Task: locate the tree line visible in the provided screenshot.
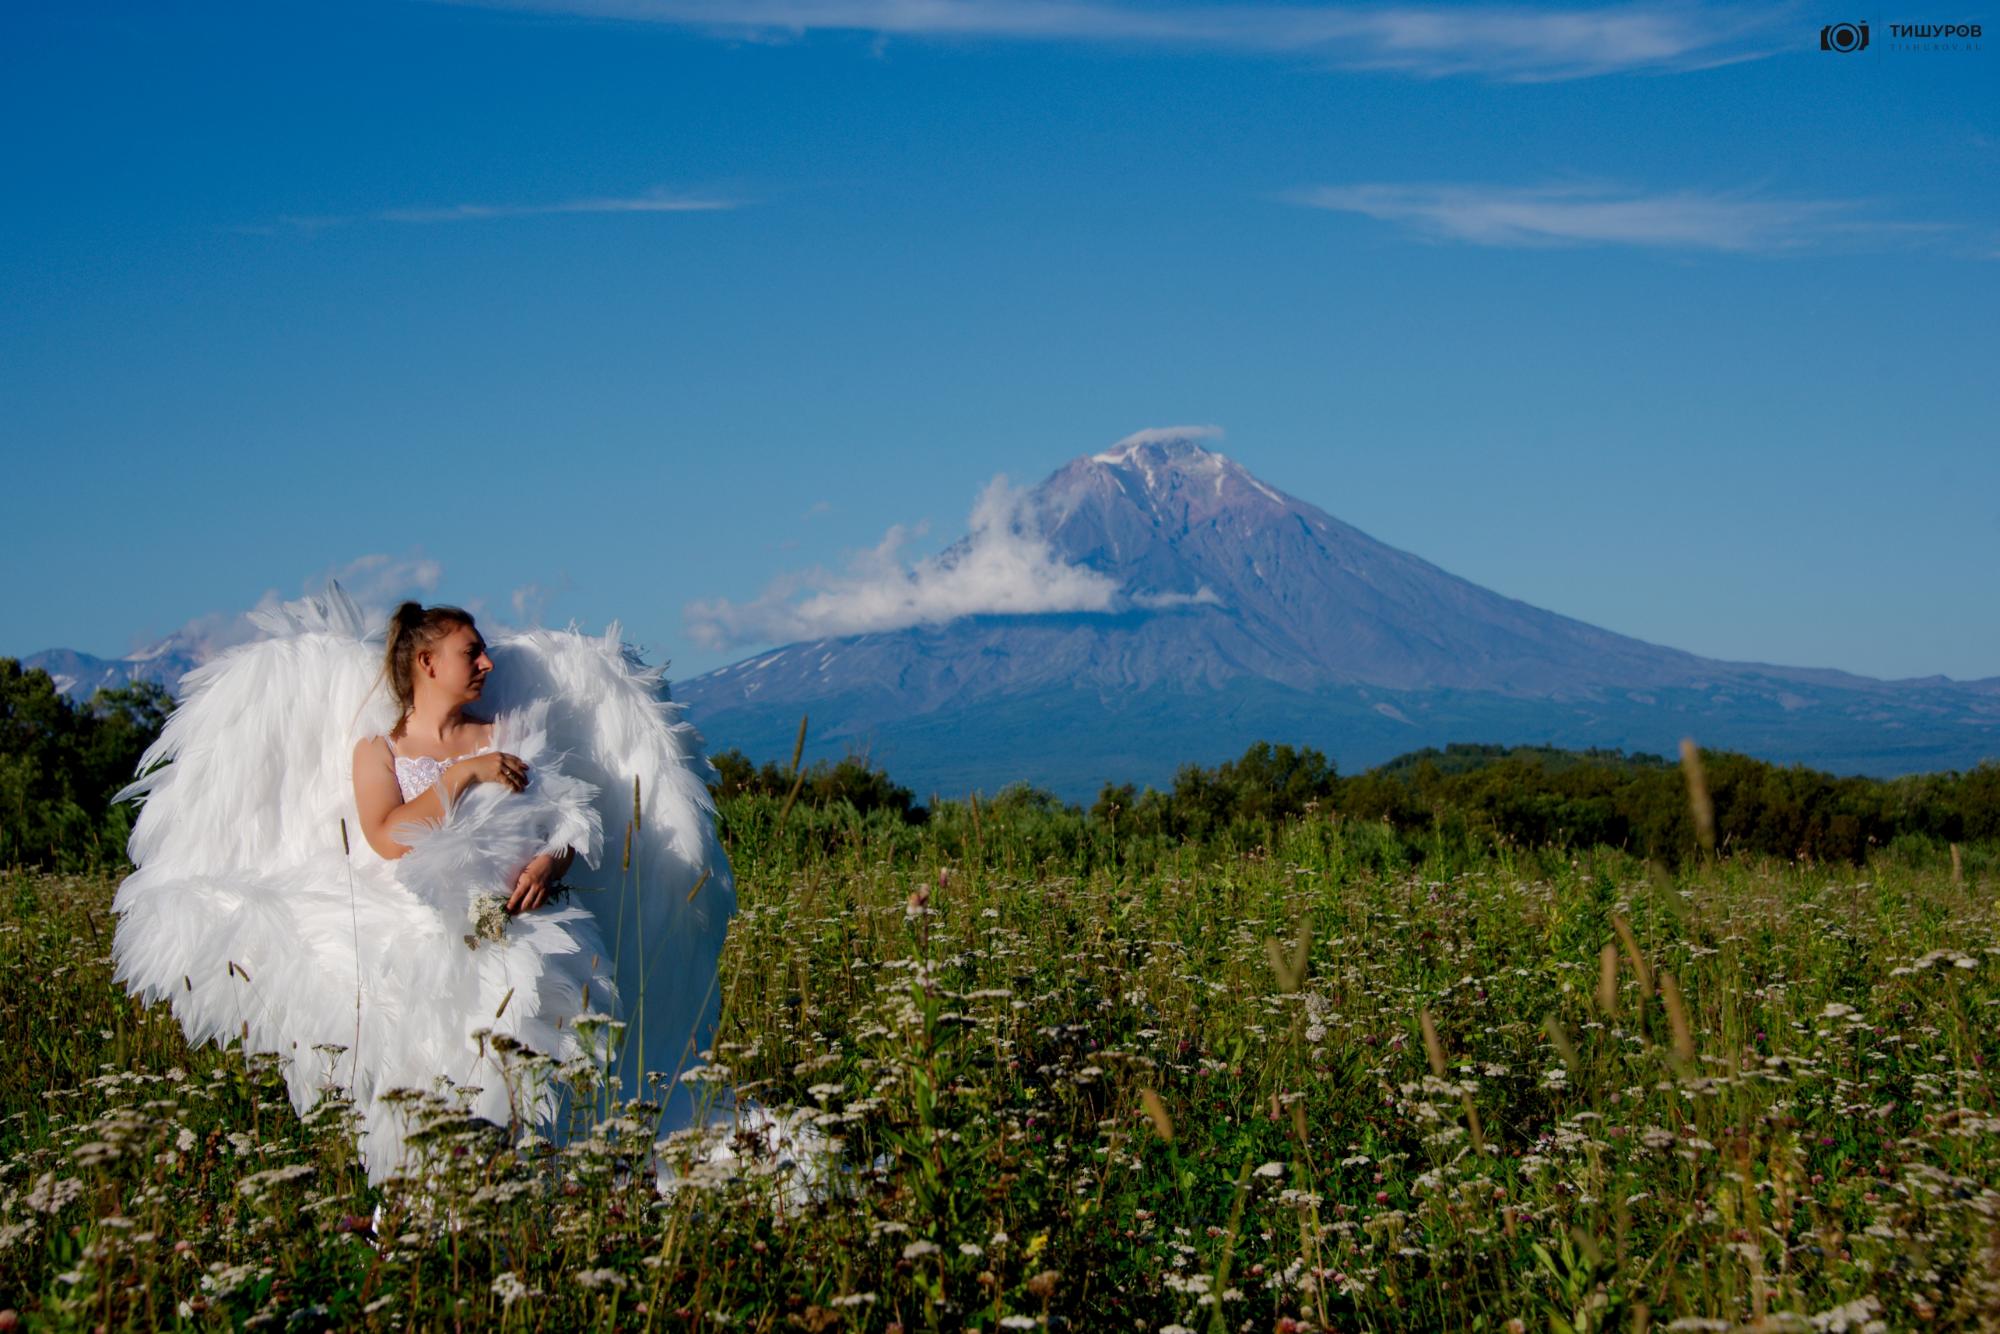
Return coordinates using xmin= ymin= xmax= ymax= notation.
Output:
xmin=712 ymin=734 xmax=2000 ymax=867
xmin=5 ymin=654 xmax=1997 ymax=872
xmin=0 ymin=659 xmax=172 ymax=871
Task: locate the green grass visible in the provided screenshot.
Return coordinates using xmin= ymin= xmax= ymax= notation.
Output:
xmin=4 ymin=802 xmax=1999 ymax=1331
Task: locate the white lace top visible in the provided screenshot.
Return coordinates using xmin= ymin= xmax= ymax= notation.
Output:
xmin=384 ymin=733 xmax=496 ymax=803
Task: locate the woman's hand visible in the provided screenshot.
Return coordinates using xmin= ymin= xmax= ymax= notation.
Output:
xmin=507 ymin=847 xmax=574 ymax=914
xmin=454 ymin=751 xmax=530 ymax=795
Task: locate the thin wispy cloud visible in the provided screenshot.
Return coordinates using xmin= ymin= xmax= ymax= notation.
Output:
xmin=684 ymin=476 xmax=1123 ymax=650
xmin=508 ymin=571 xmax=578 ymax=627
xmin=446 ymin=0 xmax=1793 ymax=82
xmin=377 ymin=192 xmax=737 ymax=223
xmin=136 ymin=552 xmax=447 ymax=660
xmin=1103 ymin=424 xmax=1226 ymax=451
xmin=1286 ymin=179 xmax=1962 ymax=253
xmin=240 ymin=189 xmax=739 ymax=234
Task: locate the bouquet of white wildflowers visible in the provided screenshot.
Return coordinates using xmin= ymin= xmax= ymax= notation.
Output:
xmin=465 ymin=893 xmax=510 ymax=949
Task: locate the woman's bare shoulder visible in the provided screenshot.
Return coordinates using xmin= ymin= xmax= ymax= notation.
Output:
xmin=353 ymin=734 xmax=395 ymax=758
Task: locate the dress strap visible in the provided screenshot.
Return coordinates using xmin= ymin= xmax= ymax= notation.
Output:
xmin=383 ymin=733 xmax=397 ymax=756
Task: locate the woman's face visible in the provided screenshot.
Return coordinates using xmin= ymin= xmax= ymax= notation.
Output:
xmin=417 ymin=622 xmax=493 ymax=704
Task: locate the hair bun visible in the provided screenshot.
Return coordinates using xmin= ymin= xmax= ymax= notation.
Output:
xmin=380 ymin=600 xmax=476 ymax=715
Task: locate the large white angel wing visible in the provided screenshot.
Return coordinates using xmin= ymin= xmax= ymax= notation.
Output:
xmin=478 ymin=631 xmax=838 ymax=1200
xmin=479 ymin=624 xmax=737 ymax=1140
xmin=110 ymin=583 xmax=403 ymax=1113
xmin=114 ymin=582 xmax=397 ymax=873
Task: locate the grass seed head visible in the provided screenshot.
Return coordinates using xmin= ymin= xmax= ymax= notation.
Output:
xmin=1419 ymin=1007 xmax=1448 ymax=1078
xmin=1139 ymin=1087 xmax=1174 ymax=1143
xmin=1543 ymin=1013 xmax=1580 ymax=1075
xmin=1612 ymin=914 xmax=1655 ymax=998
xmin=1265 ymin=920 xmax=1309 ymax=993
xmin=1680 ymin=737 xmax=1716 ymax=853
xmin=1659 ymin=969 xmax=1697 ymax=1066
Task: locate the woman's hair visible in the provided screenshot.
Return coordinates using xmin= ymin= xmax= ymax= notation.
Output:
xmin=383 ymin=601 xmax=476 ymax=728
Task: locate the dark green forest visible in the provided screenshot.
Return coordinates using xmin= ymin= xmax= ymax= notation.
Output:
xmin=6 ymin=655 xmax=1997 ymax=873
xmin=0 ymin=659 xmax=173 ymax=871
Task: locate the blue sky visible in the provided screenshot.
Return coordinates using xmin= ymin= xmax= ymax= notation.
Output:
xmin=3 ymin=1 xmax=1994 ymax=684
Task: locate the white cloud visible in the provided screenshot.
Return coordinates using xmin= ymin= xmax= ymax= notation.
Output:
xmin=1132 ymin=585 xmax=1224 ymax=609
xmin=511 ymin=582 xmax=550 ymax=625
xmin=1108 ymin=424 xmax=1225 ymax=449
xmin=447 ymin=0 xmax=1789 ymax=82
xmin=683 ymin=475 xmax=1124 ymax=650
xmin=314 ymin=553 xmax=447 ymax=609
xmin=132 ymin=552 xmax=448 ymax=660
xmin=1286 ymin=178 xmax=1961 ymax=253
xmin=128 ymin=605 xmax=256 ymax=661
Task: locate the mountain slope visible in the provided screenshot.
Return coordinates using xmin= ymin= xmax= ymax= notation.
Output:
xmin=18 ymin=642 xmax=204 ymax=702
xmin=675 ymin=434 xmax=1999 ymax=799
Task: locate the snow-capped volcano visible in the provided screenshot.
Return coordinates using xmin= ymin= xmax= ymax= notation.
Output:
xmin=674 ymin=431 xmax=1998 ymax=799
xmin=1017 ymin=430 xmax=1721 ymax=696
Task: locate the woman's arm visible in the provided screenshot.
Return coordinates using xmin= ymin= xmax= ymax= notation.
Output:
xmin=350 ymin=737 xmax=473 ymax=860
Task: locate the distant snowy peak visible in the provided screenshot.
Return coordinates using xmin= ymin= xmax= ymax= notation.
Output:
xmin=1089 ymin=428 xmax=1225 ymax=467
xmin=1031 ymin=438 xmax=1298 ymax=601
xmin=18 ymin=643 xmax=204 ymax=703
xmin=1088 ymin=434 xmax=1288 ymax=506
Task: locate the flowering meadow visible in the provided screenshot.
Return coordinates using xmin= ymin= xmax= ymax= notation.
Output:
xmin=4 ymin=799 xmax=1999 ymax=1331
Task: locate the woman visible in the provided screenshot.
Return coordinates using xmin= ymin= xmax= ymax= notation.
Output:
xmin=110 ymin=582 xmax=742 ymax=1191
xmin=353 ymin=602 xmax=575 ymax=915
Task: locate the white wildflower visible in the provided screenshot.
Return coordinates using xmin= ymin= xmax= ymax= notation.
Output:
xmin=469 ymin=893 xmax=509 ymax=944
xmin=24 ymin=1174 xmax=84 ymax=1214
xmin=1809 ymin=1295 xmax=1885 ymax=1333
xmin=491 ymin=1272 xmax=533 ymax=1305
